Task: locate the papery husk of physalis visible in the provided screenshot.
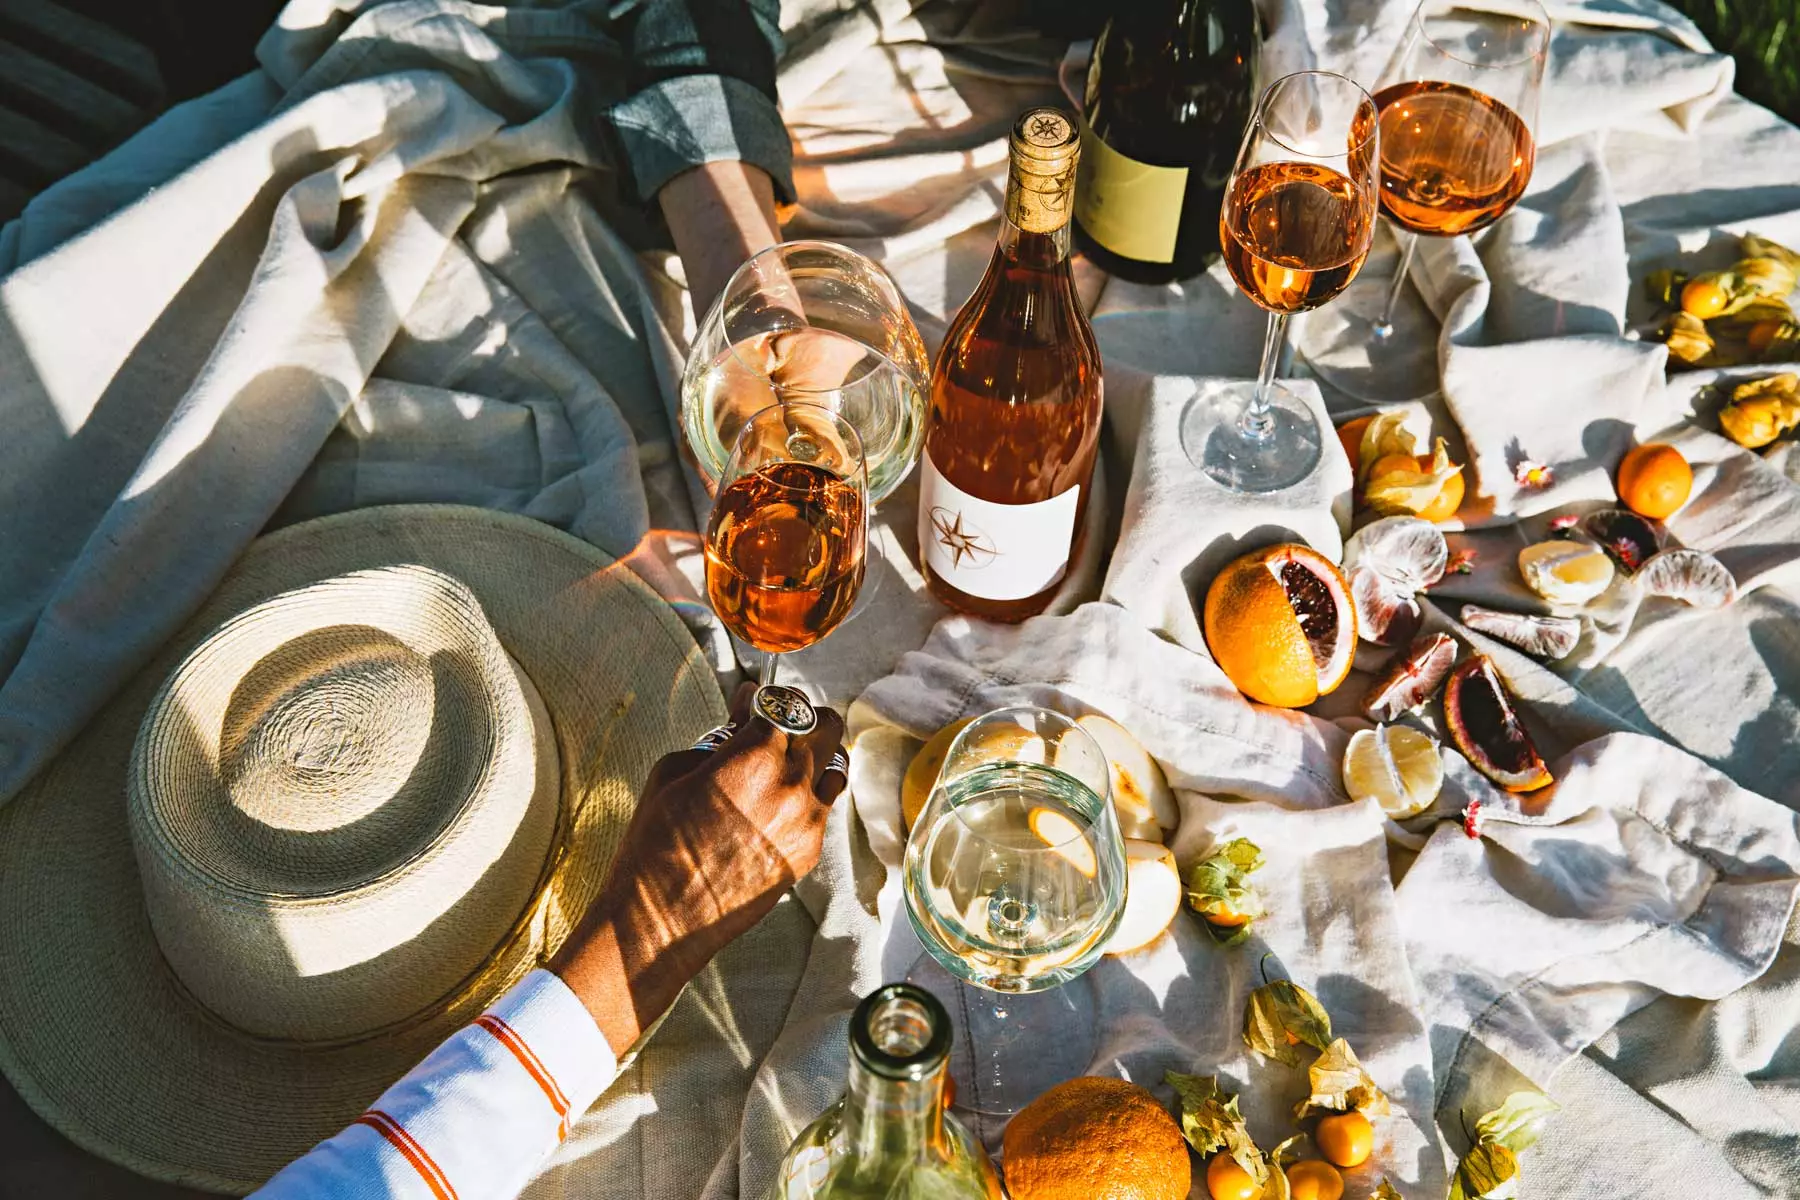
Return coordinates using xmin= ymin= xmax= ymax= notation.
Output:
xmin=1364 ymin=438 xmax=1462 ymax=518
xmin=1659 ymin=311 xmax=1715 ymax=366
xmin=1449 ymin=1139 xmax=1519 ymax=1200
xmin=1644 ymin=267 xmax=1688 ymax=307
xmin=1682 ymin=256 xmax=1798 ymax=319
xmin=1293 ymin=1037 xmax=1391 ymax=1121
xmin=1742 ymin=232 xmax=1800 ymax=271
xmin=1720 ymin=372 xmax=1800 ymax=448
xmin=1713 ymin=298 xmax=1800 ymax=362
xmin=1166 ymin=1072 xmax=1268 ymax=1184
xmin=1474 ymin=1091 xmax=1560 ymax=1153
xmin=1261 ymin=1135 xmax=1303 ymax=1200
xmin=1446 ymin=1091 xmax=1560 ymax=1200
xmin=1186 ymin=837 xmax=1265 ymax=946
xmin=1372 ymin=1182 xmax=1403 ymax=1200
xmin=1244 ymin=974 xmax=1334 ymax=1066
xmin=1356 ymin=410 xmax=1429 ymax=486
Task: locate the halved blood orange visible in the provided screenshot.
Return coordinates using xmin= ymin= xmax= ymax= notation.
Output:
xmin=1442 ymin=655 xmax=1552 ymax=792
xmin=1202 ymin=544 xmax=1357 ymax=709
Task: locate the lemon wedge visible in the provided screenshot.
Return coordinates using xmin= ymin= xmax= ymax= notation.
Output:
xmin=1342 ymin=725 xmax=1443 ymax=819
xmin=1518 ymin=540 xmax=1615 ymax=605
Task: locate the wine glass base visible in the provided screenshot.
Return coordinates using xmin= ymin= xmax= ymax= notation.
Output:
xmin=1180 ymin=382 xmax=1323 ymax=493
xmin=1292 ymin=234 xmax=1442 ymax=403
xmin=903 ymin=952 xmax=1098 ymax=1125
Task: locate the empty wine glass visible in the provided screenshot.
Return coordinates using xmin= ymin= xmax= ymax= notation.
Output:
xmin=903 ymin=707 xmax=1126 ymax=1119
xmin=1296 ymin=0 xmax=1549 ymax=401
xmin=681 ymin=240 xmax=929 ymax=505
xmin=1181 ymin=70 xmax=1380 ymax=492
xmin=703 ymin=403 xmax=868 ymax=689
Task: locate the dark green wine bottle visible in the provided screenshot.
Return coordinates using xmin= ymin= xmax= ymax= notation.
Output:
xmin=1074 ymin=0 xmax=1261 ymax=284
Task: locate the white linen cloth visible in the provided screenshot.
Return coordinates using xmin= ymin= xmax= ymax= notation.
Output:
xmin=2 ymin=0 xmax=1799 ymax=1197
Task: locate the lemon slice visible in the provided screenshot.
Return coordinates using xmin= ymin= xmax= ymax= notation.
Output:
xmin=1517 ymin=540 xmax=1615 ymax=605
xmin=1342 ymin=725 xmax=1443 ymax=819
xmin=1028 ymin=806 xmax=1098 ymax=878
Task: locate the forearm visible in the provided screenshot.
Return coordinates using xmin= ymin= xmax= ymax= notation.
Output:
xmin=658 ymin=160 xmax=782 ymax=319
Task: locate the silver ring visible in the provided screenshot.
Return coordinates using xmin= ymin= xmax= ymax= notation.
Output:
xmin=822 ymin=747 xmax=849 ymax=780
xmin=690 ymin=722 xmax=737 ymax=751
xmin=753 ymin=684 xmax=817 ymax=736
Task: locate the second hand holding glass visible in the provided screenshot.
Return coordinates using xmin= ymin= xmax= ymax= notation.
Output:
xmin=1181 ymin=70 xmax=1380 ymax=493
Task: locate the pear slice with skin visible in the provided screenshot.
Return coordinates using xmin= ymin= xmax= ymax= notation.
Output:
xmin=1076 ymin=714 xmax=1179 ymax=842
xmin=1104 ymin=839 xmax=1184 ymax=956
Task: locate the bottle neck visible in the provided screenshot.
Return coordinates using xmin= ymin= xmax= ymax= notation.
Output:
xmin=998 ymin=211 xmax=1072 ymax=270
xmin=840 ymin=1051 xmax=949 ymax=1162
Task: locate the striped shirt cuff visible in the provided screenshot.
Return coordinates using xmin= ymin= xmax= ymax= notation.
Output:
xmin=609 ymin=74 xmax=796 ymax=202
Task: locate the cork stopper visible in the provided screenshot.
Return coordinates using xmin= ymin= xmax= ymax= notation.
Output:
xmin=1005 ymin=107 xmax=1080 ymax=234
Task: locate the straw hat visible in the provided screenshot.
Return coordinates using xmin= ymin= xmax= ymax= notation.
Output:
xmin=0 ymin=506 xmax=725 ymax=1192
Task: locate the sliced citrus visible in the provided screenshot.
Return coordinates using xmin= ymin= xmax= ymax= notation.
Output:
xmin=1359 ymin=631 xmax=1458 ymax=724
xmin=1460 ymin=605 xmax=1581 ymax=660
xmin=1028 ymin=806 xmax=1097 ymax=878
xmin=1443 ymin=655 xmax=1553 ymax=793
xmin=1343 ymin=725 xmax=1443 ymax=819
xmin=1202 ymin=544 xmax=1357 ymax=709
xmin=1518 ymin=539 xmax=1615 ymax=605
xmin=1638 ymin=548 xmax=1737 ymax=608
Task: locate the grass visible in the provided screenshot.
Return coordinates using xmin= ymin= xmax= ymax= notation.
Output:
xmin=1666 ymin=0 xmax=1800 ymax=123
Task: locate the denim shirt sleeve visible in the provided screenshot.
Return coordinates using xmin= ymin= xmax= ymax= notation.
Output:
xmin=608 ymin=0 xmax=794 ymax=203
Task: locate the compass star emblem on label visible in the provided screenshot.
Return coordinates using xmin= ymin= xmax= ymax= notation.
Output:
xmin=929 ymin=507 xmax=998 ymax=570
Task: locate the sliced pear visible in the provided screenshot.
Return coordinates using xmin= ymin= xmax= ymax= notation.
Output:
xmin=1075 ymin=714 xmax=1179 ymax=840
xmin=1027 ymin=806 xmax=1098 ymax=878
xmin=1104 ymin=839 xmax=1183 ymax=956
xmin=900 ymin=717 xmax=975 ymax=833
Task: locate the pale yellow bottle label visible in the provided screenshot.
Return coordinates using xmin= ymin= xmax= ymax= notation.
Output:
xmin=1074 ymin=115 xmax=1189 ymax=264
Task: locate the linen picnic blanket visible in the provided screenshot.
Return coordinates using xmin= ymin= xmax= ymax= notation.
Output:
xmin=0 ymin=0 xmax=1797 ymax=1197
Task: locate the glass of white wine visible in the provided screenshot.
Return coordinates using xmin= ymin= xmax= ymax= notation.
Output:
xmin=902 ymin=707 xmax=1126 ymax=1120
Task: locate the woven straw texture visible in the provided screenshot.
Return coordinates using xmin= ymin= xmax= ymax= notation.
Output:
xmin=128 ymin=565 xmax=560 ymax=1043
xmin=0 ymin=506 xmax=724 ymax=1193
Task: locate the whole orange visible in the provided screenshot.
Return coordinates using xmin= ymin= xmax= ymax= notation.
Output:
xmin=1201 ymin=544 xmax=1356 ymax=709
xmin=1336 ymin=415 xmax=1374 ymax=474
xmin=1206 ymin=1153 xmax=1259 ymax=1200
xmin=1315 ymin=1111 xmax=1374 ymax=1168
xmin=1285 ymin=1159 xmax=1345 ymax=1200
xmin=1616 ymin=443 xmax=1692 ymax=519
xmin=1365 ymin=451 xmax=1464 ymax=522
xmin=1002 ymin=1077 xmax=1190 ymax=1200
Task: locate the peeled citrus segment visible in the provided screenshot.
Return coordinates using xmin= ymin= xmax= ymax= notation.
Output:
xmin=1518 ymin=539 xmax=1616 ymax=605
xmin=1103 ymin=839 xmax=1183 ymax=956
xmin=1202 ymin=544 xmax=1357 ymax=709
xmin=1343 ymin=725 xmax=1444 ymax=819
xmin=1461 ymin=605 xmax=1582 ymax=660
xmin=1076 ymin=714 xmax=1178 ymax=841
xmin=1343 ymin=517 xmax=1447 ymax=646
xmin=901 ymin=717 xmax=975 ymax=832
xmin=1443 ymin=655 xmax=1553 ymax=793
xmin=1028 ymin=806 xmax=1097 ymax=878
xmin=1638 ymin=548 xmax=1737 ymax=608
xmin=1360 ymin=631 xmax=1458 ymax=722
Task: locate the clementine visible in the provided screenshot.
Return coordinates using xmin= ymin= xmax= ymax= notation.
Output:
xmin=1336 ymin=415 xmax=1374 ymax=475
xmin=1616 ymin=443 xmax=1692 ymax=519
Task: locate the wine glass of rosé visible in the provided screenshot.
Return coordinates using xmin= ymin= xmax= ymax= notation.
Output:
xmin=1295 ymin=0 xmax=1549 ymax=401
xmin=704 ymin=403 xmax=868 ymax=689
xmin=1181 ymin=70 xmax=1380 ymax=493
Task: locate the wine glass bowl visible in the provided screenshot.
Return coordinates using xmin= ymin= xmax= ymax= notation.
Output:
xmin=703 ymin=404 xmax=867 ymax=671
xmin=902 ymin=706 xmax=1125 ymax=1116
xmin=681 ymin=240 xmax=929 ymax=506
xmin=1183 ymin=70 xmax=1380 ymax=492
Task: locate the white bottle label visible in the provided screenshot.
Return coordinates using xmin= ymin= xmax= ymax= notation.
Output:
xmin=917 ymin=453 xmax=1080 ymax=602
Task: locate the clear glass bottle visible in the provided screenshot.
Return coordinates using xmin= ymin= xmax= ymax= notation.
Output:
xmin=917 ymin=107 xmax=1104 ymax=623
xmin=763 ymin=984 xmax=1003 ymax=1200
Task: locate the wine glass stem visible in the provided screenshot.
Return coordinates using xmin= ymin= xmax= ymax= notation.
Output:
xmin=1240 ymin=311 xmax=1290 ymax=444
xmin=1374 ymin=228 xmax=1419 ymax=338
xmin=759 ymin=651 xmax=780 ymax=689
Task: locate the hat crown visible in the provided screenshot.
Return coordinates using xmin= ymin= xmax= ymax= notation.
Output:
xmin=129 ymin=565 xmax=558 ymax=1042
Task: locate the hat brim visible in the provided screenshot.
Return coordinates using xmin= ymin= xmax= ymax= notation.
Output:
xmin=0 ymin=506 xmax=725 ymax=1192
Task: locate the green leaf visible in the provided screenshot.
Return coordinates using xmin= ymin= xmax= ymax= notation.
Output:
xmin=1165 ymin=1072 xmax=1266 ymax=1183
xmin=1372 ymin=1179 xmax=1403 ymax=1200
xmin=1243 ymin=979 xmax=1334 ymax=1066
xmin=1449 ymin=1140 xmax=1519 ymax=1200
xmin=1473 ymin=1091 xmax=1559 ymax=1154
xmin=1186 ymin=838 xmax=1266 ymax=943
xmin=1293 ymin=1037 xmax=1390 ymax=1120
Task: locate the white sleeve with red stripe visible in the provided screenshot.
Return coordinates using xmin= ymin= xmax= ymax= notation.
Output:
xmin=253 ymin=969 xmax=618 ymax=1199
